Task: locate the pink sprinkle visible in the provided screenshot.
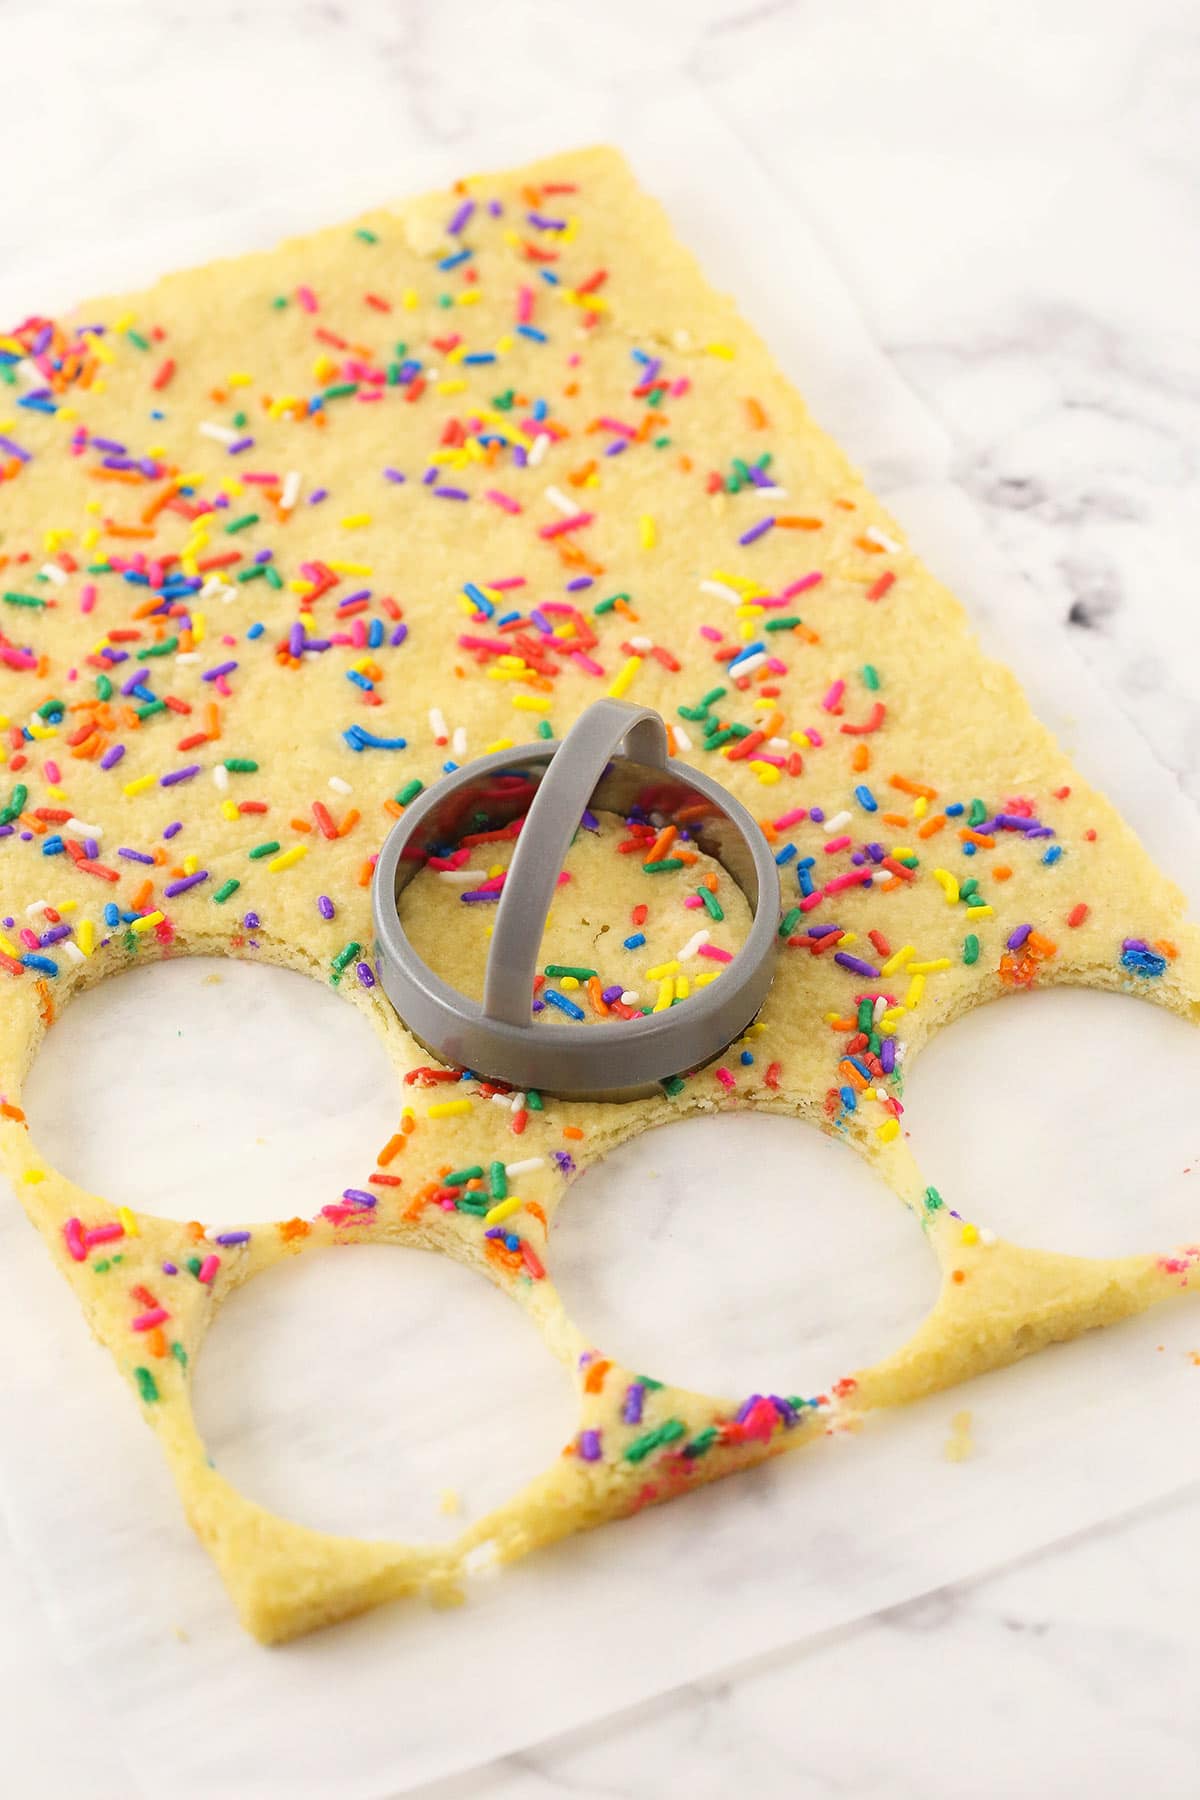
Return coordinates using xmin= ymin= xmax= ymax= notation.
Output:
xmin=131 ymin=1307 xmax=169 ymax=1332
xmin=538 ymin=511 xmax=593 ymax=540
xmin=80 ymin=583 xmax=97 ymax=614
xmin=670 ymin=377 xmax=690 ymax=397
xmin=43 ymin=760 xmax=60 ymax=783
xmin=773 ymin=808 xmax=807 ymax=829
xmin=82 ymin=1222 xmax=124 ymax=1247
xmin=351 ymin=617 xmax=367 ymax=648
xmin=489 ymin=576 xmax=526 ymax=591
xmin=296 ymin=285 xmax=317 ymax=313
xmin=215 ymin=675 xmax=232 ymax=698
xmin=715 ymin=1067 xmax=736 ymax=1091
xmin=539 ymin=601 xmax=577 ymax=615
xmin=698 ymin=944 xmax=734 ymax=964
xmin=485 ymin=490 xmax=521 ymax=514
xmin=781 ymin=573 xmax=823 ymax=599
xmin=824 ymin=869 xmax=874 ymax=895
xmin=63 ymin=1218 xmax=86 ymax=1262
xmin=516 ymin=286 xmax=535 ymax=324
xmin=766 ymin=657 xmax=787 ymax=675
xmin=800 ymin=891 xmax=825 ymax=913
xmin=683 ymin=895 xmax=704 ymax=910
xmin=805 ymin=728 xmax=824 ymax=748
xmin=824 ymin=834 xmax=852 ymax=854
xmin=197 ymin=1254 xmax=220 ymax=1285
xmin=570 ymin=651 xmax=604 ymax=677
xmin=822 ymin=680 xmax=845 ymax=713
xmin=699 ymin=625 xmax=723 ymax=642
xmin=754 ymin=752 xmax=786 ymax=768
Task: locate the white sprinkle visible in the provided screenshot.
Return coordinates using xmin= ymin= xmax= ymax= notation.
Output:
xmin=174 ymin=651 xmax=200 ymax=663
xmin=24 ymin=901 xmax=48 ymax=918
xmin=767 ymin=737 xmax=790 ymax=753
xmin=62 ymin=941 xmax=85 ymax=965
xmin=864 ymin=524 xmax=901 ymax=553
xmin=730 ymin=651 xmax=766 ymax=678
xmin=281 ymin=470 xmax=302 ymax=512
xmin=873 ymin=994 xmax=887 ymax=1024
xmin=509 ymin=1091 xmax=526 ymax=1113
xmin=823 ymin=810 xmax=852 ymax=833
xmin=15 ymin=359 xmax=42 ymax=387
xmin=438 ymin=867 xmax=486 ymax=883
xmin=528 ymin=433 xmax=550 ymax=468
xmin=212 ymin=764 xmax=229 ymax=792
xmin=620 ymin=990 xmax=640 ymax=1006
xmin=66 ymin=817 xmax=102 ymax=838
xmin=543 ymin=484 xmax=575 ymax=515
xmin=673 ymin=723 xmax=693 ymax=752
xmin=505 ymin=1157 xmax=546 ymax=1177
xmin=451 ymin=725 xmax=468 ymax=757
xmin=629 ymin=635 xmax=653 ymax=652
xmin=676 ymin=929 xmax=710 ymax=961
xmin=429 ymin=706 xmax=448 ymax=740
xmin=979 ymin=1228 xmax=997 ymax=1246
xmin=199 ymin=421 xmax=239 ymax=445
xmin=700 ymin=580 xmax=742 ymax=606
xmin=755 ymin=485 xmax=788 ymax=499
xmin=39 ymin=563 xmax=67 ymax=586
xmin=328 ymin=775 xmax=353 ymax=795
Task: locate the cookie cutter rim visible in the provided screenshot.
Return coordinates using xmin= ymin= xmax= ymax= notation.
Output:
xmin=372 ymin=699 xmax=780 ymax=1100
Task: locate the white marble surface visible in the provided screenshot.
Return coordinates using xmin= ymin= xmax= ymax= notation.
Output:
xmin=3 ymin=0 xmax=1200 ymax=1795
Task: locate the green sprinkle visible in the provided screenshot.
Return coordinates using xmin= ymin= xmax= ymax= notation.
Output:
xmin=134 ymin=1367 xmax=159 ymax=1403
xmin=224 ymin=512 xmax=259 ymax=535
xmin=271 ymin=296 xmax=288 ymax=309
xmin=526 ymin=1089 xmax=543 ymax=1112
xmin=862 ymin=664 xmax=880 ymax=690
xmin=642 ymin=858 xmax=685 ymax=873
xmin=171 ymin=1342 xmax=188 ymax=1368
xmin=963 ymin=933 xmax=980 ymax=965
xmin=0 ymin=782 xmax=29 ymax=825
xmin=265 ymin=563 xmax=283 ymax=589
xmin=960 ymin=878 xmax=980 ymax=902
xmin=492 ymin=389 xmax=515 ymax=411
xmin=96 ymin=673 xmax=113 ymax=701
xmin=445 ymin=1165 xmax=484 ymax=1188
xmin=924 ymin=1186 xmax=945 ymax=1213
xmin=237 ymin=564 xmax=267 ymax=583
xmin=457 ymin=1198 xmax=489 ymax=1217
xmin=323 ymin=382 xmax=359 ymax=401
xmin=779 ymin=906 xmax=801 ymax=938
xmin=968 ymin=798 xmax=987 ymax=828
xmin=698 ymin=886 xmax=725 ymax=921
xmin=135 ymin=698 xmax=166 ymax=720
xmin=594 ymin=592 xmax=629 ymax=615
xmin=639 ymin=1376 xmax=664 ymax=1391
xmin=544 ymin=964 xmax=596 ymax=980
xmin=536 ymin=718 xmax=554 ymax=739
xmin=93 ymin=1259 xmax=110 ymax=1273
xmin=395 ymin=778 xmax=424 ymax=806
xmin=661 ymin=1074 xmax=686 ymax=1098
xmin=684 ymin=1426 xmax=719 ymax=1458
xmin=224 ymin=757 xmax=258 ymax=773
xmin=186 ymin=1256 xmax=203 ymax=1278
xmin=331 ymin=941 xmax=361 ymax=973
xmin=3 ymin=590 xmax=46 ymax=608
xmin=247 ymin=840 xmax=280 ymax=860
xmin=126 ymin=329 xmax=151 ymax=351
xmin=232 ymin=411 xmax=247 ymax=430
xmin=703 ymin=727 xmax=736 ymax=750
xmin=355 ymin=227 xmax=379 ymax=243
xmin=489 ymin=1161 xmax=507 ymax=1201
xmin=212 ymin=878 xmax=240 ymax=904
xmin=136 ymin=636 xmax=177 ymax=659
xmin=624 ymin=1419 xmax=686 ymax=1464
xmin=765 ymin=615 xmax=802 ymax=631
xmin=700 ymin=686 xmax=727 ymax=709
xmin=857 ymin=998 xmax=874 ymax=1034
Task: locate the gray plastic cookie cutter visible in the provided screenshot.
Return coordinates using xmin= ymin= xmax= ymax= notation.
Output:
xmin=371 ymin=698 xmax=780 ymax=1100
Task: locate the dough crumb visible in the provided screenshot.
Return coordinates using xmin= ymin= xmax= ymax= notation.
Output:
xmin=439 ymin=1486 xmax=462 ymax=1515
xmin=944 ymin=1409 xmax=974 ymax=1462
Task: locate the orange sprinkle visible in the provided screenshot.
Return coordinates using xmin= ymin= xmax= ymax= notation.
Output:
xmin=563 ymin=1125 xmax=584 ymax=1140
xmin=917 ymin=815 xmax=946 ymax=839
xmin=648 ymin=824 xmax=677 ymax=863
xmin=959 ymin=828 xmax=995 ymax=849
xmin=0 ymin=1101 xmax=25 ymax=1122
xmin=131 ymin=878 xmax=154 ymax=911
xmin=583 ymin=1357 xmax=612 ymax=1394
xmin=774 ymin=515 xmax=823 ymax=530
xmin=377 ymin=1132 xmax=405 ymax=1166
xmin=1154 ymin=939 xmax=1179 ymax=959
xmin=356 ymin=859 xmax=373 ymax=887
xmin=744 ymin=396 xmax=768 ymax=430
xmin=889 ymin=774 xmax=938 ymax=800
xmin=289 ymin=817 xmax=313 ymax=833
xmin=336 ymin=807 xmax=361 ymax=837
xmin=279 ymin=1217 xmax=311 ymax=1242
xmin=993 ymin=864 xmax=1012 ymax=881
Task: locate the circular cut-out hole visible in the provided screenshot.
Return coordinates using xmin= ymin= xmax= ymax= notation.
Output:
xmin=904 ymin=987 xmax=1200 ymax=1257
xmin=194 ymin=1245 xmax=576 ymax=1540
xmin=23 ymin=958 xmax=399 ymax=1224
xmin=551 ymin=1113 xmax=938 ymax=1399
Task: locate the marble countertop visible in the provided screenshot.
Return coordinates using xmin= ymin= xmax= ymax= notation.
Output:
xmin=3 ymin=0 xmax=1199 ymax=1794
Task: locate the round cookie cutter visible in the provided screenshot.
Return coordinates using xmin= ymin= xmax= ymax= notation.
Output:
xmin=372 ymin=698 xmax=781 ymax=1100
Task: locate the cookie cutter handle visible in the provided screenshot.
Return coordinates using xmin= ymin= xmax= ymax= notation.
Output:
xmin=481 ymin=699 xmax=670 ymax=1029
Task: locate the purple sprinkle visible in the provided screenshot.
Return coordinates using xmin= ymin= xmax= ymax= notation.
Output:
xmin=581 ymin=807 xmax=600 ymax=831
xmin=566 ymin=576 xmax=593 ymax=591
xmin=0 ymin=435 xmax=32 ymax=462
xmin=738 ymin=516 xmax=775 ymax=547
xmin=307 ymin=488 xmax=328 ymax=504
xmin=578 ymin=1429 xmax=602 ymax=1462
xmin=163 ymin=821 xmax=182 ymax=840
xmin=288 ymin=622 xmax=304 ymax=657
xmin=214 ymin=1231 xmax=251 ymax=1247
xmin=422 ymin=466 xmax=438 ymax=486
xmin=317 ymin=895 xmax=335 ymax=920
xmin=622 ymin=1383 xmax=645 ymax=1425
xmin=1122 ymin=937 xmax=1149 ymax=952
xmin=834 ymin=952 xmax=880 ymax=979
xmin=552 ymin=1150 xmax=576 ymax=1176
xmin=1007 ymin=924 xmax=1033 ymax=951
xmin=202 ymin=660 xmax=237 ymax=682
xmin=163 ymin=871 xmax=208 ymax=898
xmin=447 ymin=198 xmax=475 ymax=235
xmin=227 ymin=436 xmax=254 ymax=454
xmin=160 ymin=764 xmax=200 ymax=787
xmin=162 ymin=1261 xmax=178 ymax=1276
xmin=355 ymin=961 xmax=375 ymax=988
xmin=809 ymin=806 xmax=825 ymax=824
xmin=383 ymin=467 xmax=406 ymax=483
xmin=118 ymin=847 xmax=156 ymax=864
xmin=253 ymin=549 xmax=273 ymax=565
xmin=100 ymin=744 xmax=125 ymax=771
xmin=83 ymin=837 xmax=99 ymax=860
xmin=339 ymin=589 xmax=371 ymax=606
xmin=390 ymin=622 xmax=408 ymax=647
xmin=604 ymin=438 xmax=628 ymax=457
xmin=120 ymin=667 xmax=146 ymax=696
xmin=807 ymin=922 xmax=840 ymax=938
xmin=601 ymin=984 xmax=623 ymax=1003
xmin=243 ymin=911 xmax=260 ymax=929
xmin=880 ymin=1037 xmax=896 ymax=1075
xmin=342 ymin=1189 xmax=377 ymax=1209
xmin=735 ymin=1393 xmax=763 ymax=1425
xmin=40 ymin=924 xmax=71 ymax=946
xmin=433 ymin=486 xmax=469 ymax=501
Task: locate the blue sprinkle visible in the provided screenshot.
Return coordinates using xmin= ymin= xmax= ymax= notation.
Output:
xmin=544 ymin=988 xmax=586 ymax=1021
xmin=1121 ymin=946 xmax=1167 ymax=979
xmin=775 ymin=843 xmax=797 ymax=866
xmin=517 ymin=325 xmax=547 ymax=343
xmin=623 ymin=932 xmax=646 ymax=950
xmin=839 ymin=1086 xmax=857 ymax=1112
xmin=247 ymin=622 xmax=265 ymax=639
xmin=1042 ymin=845 xmax=1063 ymax=865
xmin=854 ymin=784 xmax=877 ymax=813
xmin=946 ymin=802 xmax=965 ymax=817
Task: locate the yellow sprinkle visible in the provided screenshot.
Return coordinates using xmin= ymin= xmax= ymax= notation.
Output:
xmin=639 ymin=515 xmax=656 ymax=550
xmin=328 ymin=561 xmax=371 ymax=576
xmin=705 ymin=342 xmax=736 ymax=359
xmin=77 ymin=918 xmax=94 ymax=957
xmin=455 ymin=289 xmax=482 ymax=306
xmin=496 ymin=334 xmax=514 ymax=352
xmin=653 ymin=979 xmax=674 ymax=1014
xmin=82 ymin=527 xmax=100 ymax=548
xmin=485 ymin=1196 xmax=521 ymax=1225
xmin=966 ymin=904 xmax=994 ymax=918
xmin=487 ymin=863 xmax=504 ymax=879
xmin=876 ymin=1118 xmax=900 ymax=1143
xmin=267 ymin=845 xmax=308 ymax=873
xmin=880 ymin=943 xmax=915 ymax=977
xmin=904 ymin=973 xmax=926 ymax=1009
xmin=402 ymin=287 xmax=419 ymax=309
xmin=130 ymin=911 xmax=164 ymax=935
xmin=932 ymin=868 xmax=959 ymax=904
xmin=182 ymin=854 xmax=198 ymax=876
xmin=960 ymin=1223 xmax=980 ymax=1246
xmin=23 ymin=1169 xmax=46 ymax=1184
xmin=560 ymin=976 xmax=580 ymax=991
xmin=749 ymin=761 xmax=781 ymax=783
xmin=123 ymin=775 xmax=154 ymax=797
xmin=607 ymin=654 xmax=641 ymax=700
xmin=27 ymin=723 xmax=56 ymax=741
xmin=908 ymin=958 xmax=952 ymax=974
xmin=221 ymin=799 xmax=239 ymax=822
xmin=646 ymin=960 xmax=679 ymax=981
xmin=0 ymin=934 xmax=19 ymax=959
xmin=113 ymin=310 xmax=135 ymax=332
xmin=191 ymin=612 xmax=206 ymax=644
xmin=511 ymin=694 xmax=551 ymax=712
xmin=436 ymin=379 xmax=467 ymax=395
xmin=428 ymin=1099 xmax=472 ymax=1119
xmin=675 ymin=975 xmax=690 ymax=1000
xmin=482 ymin=738 xmax=515 ymax=754
xmin=913 ymin=795 xmax=928 ymax=819
xmin=340 ymin=512 xmax=371 ymax=529
xmin=118 ymin=1206 xmax=139 ymax=1238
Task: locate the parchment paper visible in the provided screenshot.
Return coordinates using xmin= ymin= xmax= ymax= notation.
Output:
xmin=1 ymin=83 xmax=1198 ymax=1800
